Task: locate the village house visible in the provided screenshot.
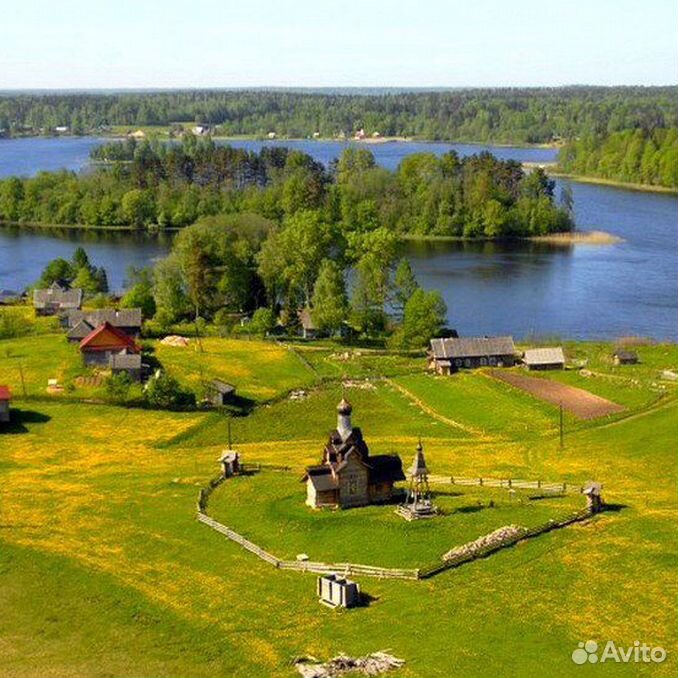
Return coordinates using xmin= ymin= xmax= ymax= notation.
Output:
xmin=79 ymin=321 xmax=141 ymax=370
xmin=0 ymin=385 xmax=11 ymax=424
xmin=523 ymin=347 xmax=566 ymax=370
xmin=298 ymin=307 xmax=321 ymax=339
xmin=65 ymin=309 xmax=142 ymax=341
xmin=33 ymin=282 xmax=82 ymax=316
xmin=613 ymin=350 xmax=639 ymax=365
xmin=428 ymin=336 xmax=516 ymax=374
xmin=303 ymin=398 xmax=405 ymax=509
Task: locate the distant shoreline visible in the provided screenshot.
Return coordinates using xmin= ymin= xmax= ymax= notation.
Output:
xmin=545 ymin=170 xmax=678 ymax=195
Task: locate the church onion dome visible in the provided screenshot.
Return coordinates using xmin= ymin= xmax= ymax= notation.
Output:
xmin=337 ymin=397 xmax=353 ymax=415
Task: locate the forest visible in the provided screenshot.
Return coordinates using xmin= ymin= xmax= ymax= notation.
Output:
xmin=0 ymin=137 xmax=573 ymax=238
xmin=1 ymin=86 xmax=676 ymax=144
xmin=557 ymin=127 xmax=678 ymax=188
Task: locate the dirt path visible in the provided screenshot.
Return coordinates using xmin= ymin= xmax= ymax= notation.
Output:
xmin=489 ymin=370 xmax=625 ymax=419
xmin=384 ymin=378 xmax=491 ymax=438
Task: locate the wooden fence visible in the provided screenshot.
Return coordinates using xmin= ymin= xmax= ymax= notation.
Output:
xmin=197 ymin=469 xmax=596 ymax=581
xmin=427 ymin=474 xmax=583 ymax=495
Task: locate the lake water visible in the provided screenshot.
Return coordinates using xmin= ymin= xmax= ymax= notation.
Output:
xmin=0 ymin=137 xmax=676 ymax=340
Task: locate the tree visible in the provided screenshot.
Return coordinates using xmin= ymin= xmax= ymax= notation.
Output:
xmin=389 ymin=288 xmax=448 ymax=349
xmin=153 ymin=255 xmax=189 ymax=327
xmin=122 ymin=189 xmax=155 ymax=227
xmin=72 ymin=246 xmax=90 ymax=271
xmin=106 ymin=371 xmax=133 ymax=402
xmin=144 ymin=372 xmax=195 ymax=410
xmin=310 ymin=260 xmax=348 ymax=333
xmin=121 ymin=267 xmax=156 ymax=318
xmin=257 ymin=210 xmax=335 ymax=309
xmin=391 ymin=259 xmax=419 ymax=320
xmin=37 ymin=257 xmax=74 ymax=287
xmin=248 ymin=307 xmax=276 ymax=336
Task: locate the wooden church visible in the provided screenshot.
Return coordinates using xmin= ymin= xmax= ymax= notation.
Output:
xmin=303 ymin=397 xmax=405 ymax=509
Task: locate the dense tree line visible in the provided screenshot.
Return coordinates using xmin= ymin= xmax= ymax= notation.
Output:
xmin=0 ymin=138 xmax=572 ymax=238
xmin=558 ymin=128 xmax=678 ymax=188
xmin=1 ymin=87 xmax=676 ymax=144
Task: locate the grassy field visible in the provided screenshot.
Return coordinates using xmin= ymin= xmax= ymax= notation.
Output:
xmin=0 ymin=340 xmax=676 ymax=677
xmin=208 ymin=474 xmax=582 ymax=568
xmin=154 ymin=337 xmax=317 ymax=402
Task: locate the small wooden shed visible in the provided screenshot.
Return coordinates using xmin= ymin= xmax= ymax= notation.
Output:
xmin=207 ymin=379 xmax=236 ymax=407
xmin=317 ymin=574 xmax=361 ymax=608
xmin=613 ymin=350 xmax=638 ymax=366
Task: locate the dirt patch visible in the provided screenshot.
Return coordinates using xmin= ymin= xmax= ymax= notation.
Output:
xmin=490 ymin=371 xmax=625 ymax=419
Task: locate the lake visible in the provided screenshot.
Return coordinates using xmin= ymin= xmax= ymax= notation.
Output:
xmin=0 ymin=137 xmax=676 ymax=340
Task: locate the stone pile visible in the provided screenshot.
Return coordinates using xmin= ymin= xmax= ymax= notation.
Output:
xmin=295 ymin=652 xmax=405 ymax=678
xmin=160 ymin=335 xmax=190 ymax=347
xmin=442 ymin=524 xmax=527 ymax=562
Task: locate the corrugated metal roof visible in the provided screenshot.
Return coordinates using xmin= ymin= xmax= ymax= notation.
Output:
xmin=523 ymin=347 xmax=565 ymax=366
xmin=430 ymin=336 xmax=516 ymax=360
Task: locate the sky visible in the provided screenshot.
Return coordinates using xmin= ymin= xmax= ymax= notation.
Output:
xmin=0 ymin=0 xmax=676 ymax=89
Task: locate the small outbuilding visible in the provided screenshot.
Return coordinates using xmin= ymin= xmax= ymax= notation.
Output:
xmin=429 ymin=336 xmax=516 ymax=374
xmin=207 ymin=379 xmax=236 ymax=407
xmin=110 ymin=353 xmax=143 ymax=381
xmin=0 ymin=385 xmax=11 ymax=423
xmin=219 ymin=451 xmax=241 ymax=477
xmin=613 ymin=350 xmax=638 ymax=366
xmin=523 ymin=347 xmax=566 ymax=370
xmin=317 ymin=574 xmax=361 ymax=609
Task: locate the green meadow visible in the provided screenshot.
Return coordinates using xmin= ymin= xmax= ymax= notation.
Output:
xmin=0 ymin=337 xmax=676 ymax=677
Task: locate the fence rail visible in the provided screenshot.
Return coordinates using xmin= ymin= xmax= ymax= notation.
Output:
xmin=197 ymin=468 xmax=597 ymax=581
xmin=427 ymin=474 xmax=583 ymax=494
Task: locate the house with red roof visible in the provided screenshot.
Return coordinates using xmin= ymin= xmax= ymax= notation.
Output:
xmin=79 ymin=322 xmax=141 ymax=372
xmin=0 ymin=385 xmax=11 ymax=423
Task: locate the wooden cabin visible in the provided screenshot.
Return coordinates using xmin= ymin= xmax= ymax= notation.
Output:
xmin=429 ymin=336 xmax=516 ymax=374
xmin=303 ymin=398 xmax=405 ymax=509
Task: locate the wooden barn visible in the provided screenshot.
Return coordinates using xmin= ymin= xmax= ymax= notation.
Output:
xmin=302 ymin=398 xmax=405 ymax=509
xmin=0 ymin=385 xmax=11 ymax=424
xmin=523 ymin=347 xmax=565 ymax=370
xmin=429 ymin=336 xmax=516 ymax=374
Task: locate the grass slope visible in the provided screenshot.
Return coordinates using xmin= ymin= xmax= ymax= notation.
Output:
xmin=0 ymin=341 xmax=676 ymax=677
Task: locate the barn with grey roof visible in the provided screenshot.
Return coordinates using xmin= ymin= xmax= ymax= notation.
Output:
xmin=429 ymin=336 xmax=516 ymax=374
